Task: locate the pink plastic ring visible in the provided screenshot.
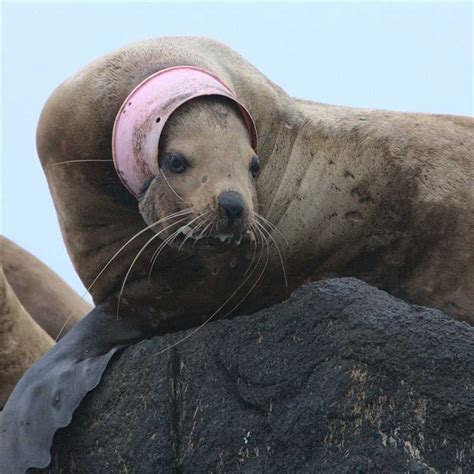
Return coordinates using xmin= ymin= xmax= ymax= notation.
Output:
xmin=112 ymin=66 xmax=258 ymax=197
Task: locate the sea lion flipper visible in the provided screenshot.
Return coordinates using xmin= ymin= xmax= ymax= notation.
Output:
xmin=0 ymin=306 xmax=145 ymax=473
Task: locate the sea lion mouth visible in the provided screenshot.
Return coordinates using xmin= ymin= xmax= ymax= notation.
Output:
xmin=176 ymin=224 xmax=248 ymax=247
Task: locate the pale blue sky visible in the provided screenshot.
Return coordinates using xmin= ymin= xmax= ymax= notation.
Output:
xmin=2 ymin=2 xmax=472 ymax=300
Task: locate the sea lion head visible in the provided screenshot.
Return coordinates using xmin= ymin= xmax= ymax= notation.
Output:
xmin=139 ymin=96 xmax=260 ymax=247
xmin=113 ymin=66 xmax=259 ymax=249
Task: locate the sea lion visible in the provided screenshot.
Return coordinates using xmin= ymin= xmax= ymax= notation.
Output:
xmin=0 ymin=237 xmax=91 ymax=408
xmin=0 ymin=265 xmax=53 ymax=407
xmin=0 ymin=236 xmax=91 ymax=339
xmin=1 ymin=37 xmax=473 ymax=472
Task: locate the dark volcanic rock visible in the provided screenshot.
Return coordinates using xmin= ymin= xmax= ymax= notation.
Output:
xmin=41 ymin=278 xmax=473 ymax=473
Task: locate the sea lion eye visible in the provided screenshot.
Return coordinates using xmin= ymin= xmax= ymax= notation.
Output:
xmin=163 ymin=153 xmax=188 ymax=174
xmin=249 ymin=156 xmax=260 ymax=177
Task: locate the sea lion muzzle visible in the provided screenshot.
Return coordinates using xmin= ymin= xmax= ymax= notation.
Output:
xmin=217 ymin=191 xmax=245 ymax=237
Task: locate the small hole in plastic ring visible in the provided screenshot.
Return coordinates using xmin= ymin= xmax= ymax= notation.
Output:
xmin=156 ymin=117 xmax=161 ymax=123
xmin=128 ymin=102 xmax=132 ymax=106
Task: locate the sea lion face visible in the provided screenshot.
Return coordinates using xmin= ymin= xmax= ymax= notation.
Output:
xmin=138 ymin=97 xmax=259 ymax=248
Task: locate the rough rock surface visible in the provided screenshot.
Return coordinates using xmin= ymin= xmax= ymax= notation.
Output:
xmin=39 ymin=278 xmax=473 ymax=473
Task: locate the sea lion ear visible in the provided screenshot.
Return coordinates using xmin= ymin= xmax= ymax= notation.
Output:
xmin=0 ymin=305 xmax=148 ymax=472
xmin=112 ymin=66 xmax=257 ymax=199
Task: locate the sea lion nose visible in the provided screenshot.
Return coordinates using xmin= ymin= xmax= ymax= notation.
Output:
xmin=218 ymin=191 xmax=244 ymax=222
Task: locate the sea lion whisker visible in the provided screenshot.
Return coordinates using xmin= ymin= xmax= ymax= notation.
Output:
xmin=164 ymin=201 xmax=193 ymax=206
xmin=149 ymin=211 xmax=202 ymax=274
xmin=254 ymin=213 xmax=289 ymax=248
xmin=176 ymin=213 xmax=205 ymax=251
xmin=209 ymin=218 xmax=218 ymax=237
xmin=178 ymin=212 xmax=210 ymax=251
xmin=187 ymin=213 xmax=212 ymax=239
xmin=191 ymin=215 xmax=211 ymax=237
xmin=220 ymin=230 xmax=271 ymax=320
xmin=193 ymin=218 xmax=214 ymax=246
xmin=254 ymin=219 xmax=288 ymax=298
xmin=90 ymin=208 xmax=193 ymax=288
xmin=117 ymin=216 xmax=190 ymax=318
xmin=191 ymin=213 xmax=211 ymax=235
xmin=145 ymin=209 xmax=196 ymax=265
xmin=159 ymin=168 xmax=185 ymax=202
xmin=152 ymin=227 xmax=269 ymax=357
xmin=148 ymin=230 xmax=182 ymax=282
xmin=209 ymin=225 xmax=268 ymax=319
xmin=53 ymin=210 xmax=193 ymax=341
xmin=240 ymin=224 xmax=265 ymax=281
xmin=208 ymin=218 xmax=217 ymax=237
xmin=192 ymin=220 xmax=210 ymax=247
xmin=51 ymin=159 xmax=113 ymax=166
xmin=254 ymin=213 xmax=285 ymax=242
xmin=243 ymin=223 xmax=260 ymax=277
xmin=149 ymin=228 xmax=178 ymax=266
xmin=117 ymin=234 xmax=163 ymax=319
xmin=147 ymin=227 xmax=185 ymax=282
xmin=240 ymin=227 xmax=267 ymax=292
xmin=148 ymin=210 xmax=198 ymax=265
xmin=244 ymin=223 xmax=258 ymax=276
xmin=254 ymin=222 xmax=269 ymax=256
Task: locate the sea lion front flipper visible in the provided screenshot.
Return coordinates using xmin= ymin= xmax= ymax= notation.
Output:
xmin=0 ymin=305 xmax=147 ymax=473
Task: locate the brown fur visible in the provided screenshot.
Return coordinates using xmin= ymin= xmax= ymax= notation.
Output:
xmin=0 ymin=265 xmax=53 ymax=407
xmin=0 ymin=236 xmax=91 ymax=339
xmin=36 ymin=37 xmax=473 ymax=325
xmin=0 ymin=237 xmax=91 ymax=405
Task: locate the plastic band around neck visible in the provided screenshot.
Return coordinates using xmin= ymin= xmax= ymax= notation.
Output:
xmin=112 ymin=66 xmax=258 ymax=197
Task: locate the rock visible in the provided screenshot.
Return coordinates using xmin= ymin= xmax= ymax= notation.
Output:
xmin=40 ymin=278 xmax=474 ymax=473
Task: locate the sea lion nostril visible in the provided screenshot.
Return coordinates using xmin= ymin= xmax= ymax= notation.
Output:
xmin=217 ymin=191 xmax=244 ymax=221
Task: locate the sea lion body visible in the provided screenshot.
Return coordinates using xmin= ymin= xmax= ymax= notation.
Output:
xmin=1 ymin=37 xmax=473 ymax=472
xmin=37 ymin=37 xmax=473 ymax=324
xmin=0 ymin=236 xmax=91 ymax=338
xmin=0 ymin=265 xmax=53 ymax=407
xmin=0 ymin=237 xmax=91 ymax=407
xmin=262 ymin=102 xmax=473 ymax=321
